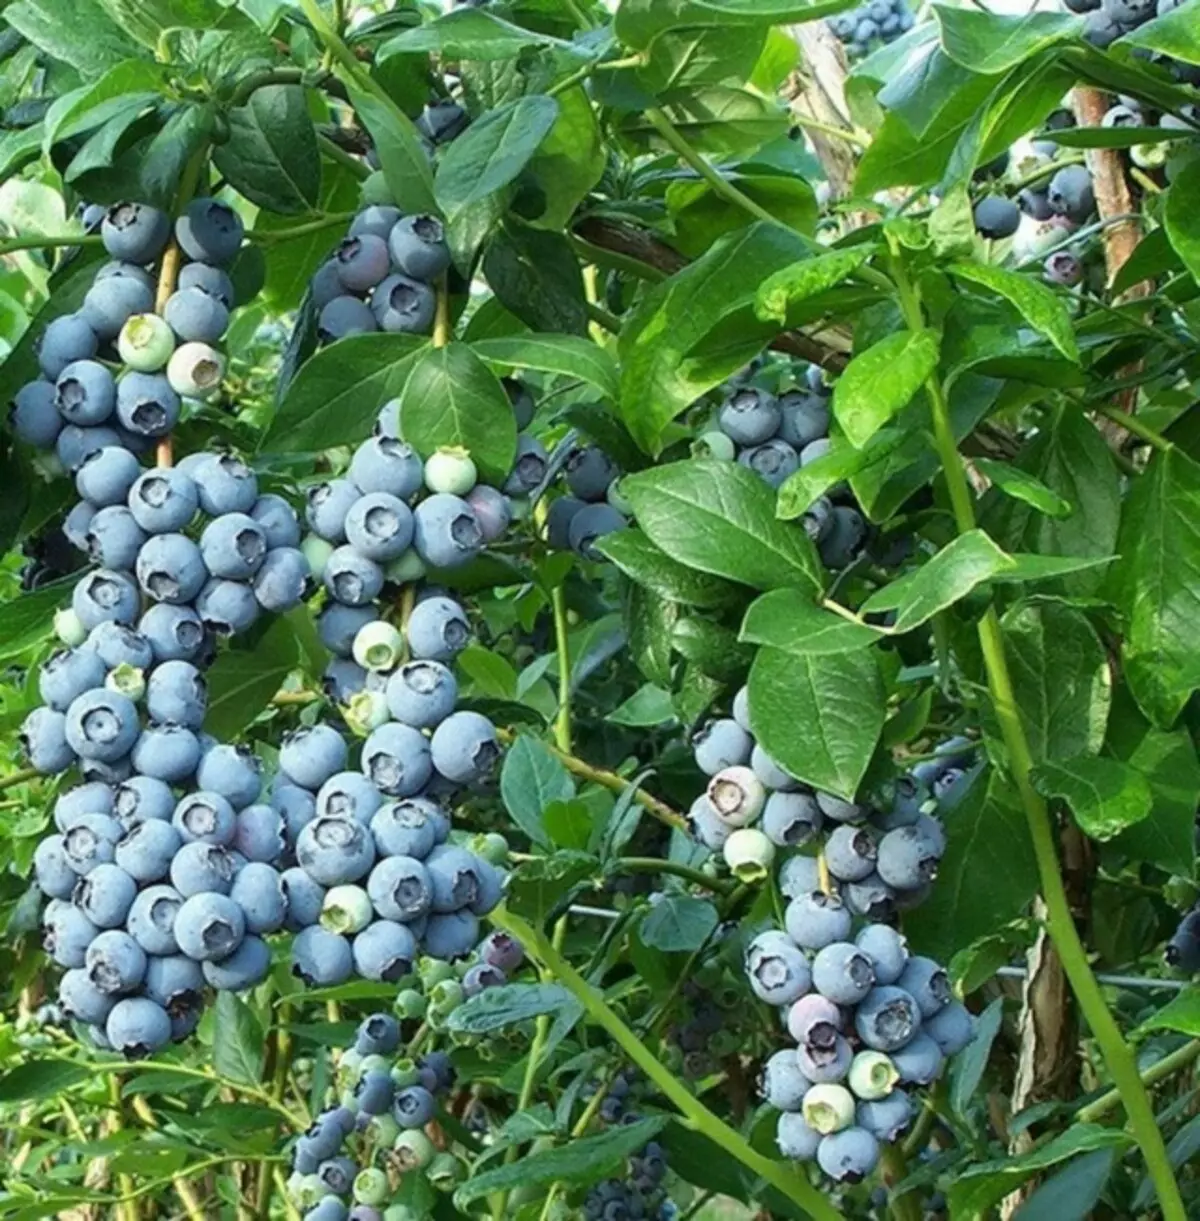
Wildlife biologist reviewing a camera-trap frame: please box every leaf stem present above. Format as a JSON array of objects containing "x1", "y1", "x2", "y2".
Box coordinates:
[
  {"x1": 317, "y1": 132, "x2": 371, "y2": 181},
  {"x1": 614, "y1": 856, "x2": 734, "y2": 896},
  {"x1": 1092, "y1": 400, "x2": 1172, "y2": 452},
  {"x1": 0, "y1": 766, "x2": 41, "y2": 792},
  {"x1": 0, "y1": 233, "x2": 102, "y2": 257},
  {"x1": 433, "y1": 276, "x2": 451, "y2": 350},
  {"x1": 887, "y1": 238, "x2": 1187, "y2": 1221},
  {"x1": 249, "y1": 211, "x2": 357, "y2": 246},
  {"x1": 1077, "y1": 1039, "x2": 1200, "y2": 1123},
  {"x1": 493, "y1": 908, "x2": 845, "y2": 1221},
  {"x1": 229, "y1": 67, "x2": 309, "y2": 108},
  {"x1": 496, "y1": 728, "x2": 687, "y2": 832},
  {"x1": 791, "y1": 114, "x2": 868, "y2": 148}
]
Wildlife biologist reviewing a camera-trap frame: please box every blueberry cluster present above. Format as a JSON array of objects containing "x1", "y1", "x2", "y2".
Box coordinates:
[
  {"x1": 1071, "y1": 0, "x2": 1200, "y2": 75},
  {"x1": 285, "y1": 1011, "x2": 462, "y2": 1221},
  {"x1": 828, "y1": 0, "x2": 915, "y2": 60},
  {"x1": 698, "y1": 361, "x2": 868, "y2": 570},
  {"x1": 310, "y1": 207, "x2": 448, "y2": 344},
  {"x1": 662, "y1": 957, "x2": 743, "y2": 1079},
  {"x1": 1166, "y1": 905, "x2": 1200, "y2": 972},
  {"x1": 391, "y1": 928, "x2": 525, "y2": 1030},
  {"x1": 10, "y1": 198, "x2": 243, "y2": 461},
  {"x1": 584, "y1": 1073, "x2": 674, "y2": 1221},
  {"x1": 544, "y1": 442, "x2": 630, "y2": 560},
  {"x1": 752, "y1": 920, "x2": 974, "y2": 1181}
]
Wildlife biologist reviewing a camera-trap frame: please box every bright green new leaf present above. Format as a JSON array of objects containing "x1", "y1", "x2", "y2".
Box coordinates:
[
  {"x1": 974, "y1": 457, "x2": 1073, "y2": 518},
  {"x1": 754, "y1": 247, "x2": 874, "y2": 322},
  {"x1": 949, "y1": 263, "x2": 1079, "y2": 362},
  {"x1": 833, "y1": 329, "x2": 940, "y2": 449},
  {"x1": 1164, "y1": 159, "x2": 1200, "y2": 286}
]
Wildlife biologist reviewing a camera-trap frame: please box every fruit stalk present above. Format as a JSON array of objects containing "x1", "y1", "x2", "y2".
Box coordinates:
[{"x1": 888, "y1": 240, "x2": 1187, "y2": 1221}]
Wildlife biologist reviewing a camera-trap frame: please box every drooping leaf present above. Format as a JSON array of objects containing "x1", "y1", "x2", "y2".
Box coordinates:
[
  {"x1": 1030, "y1": 755, "x2": 1153, "y2": 841},
  {"x1": 347, "y1": 85, "x2": 436, "y2": 216},
  {"x1": 1012, "y1": 1150, "x2": 1115, "y2": 1221},
  {"x1": 832, "y1": 328, "x2": 940, "y2": 448},
  {"x1": 935, "y1": 6, "x2": 1084, "y2": 75},
  {"x1": 949, "y1": 262, "x2": 1078, "y2": 362},
  {"x1": 482, "y1": 222, "x2": 588, "y2": 336},
  {"x1": 623, "y1": 459, "x2": 821, "y2": 593}
]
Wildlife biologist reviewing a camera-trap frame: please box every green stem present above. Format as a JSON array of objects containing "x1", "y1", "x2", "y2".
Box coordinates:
[
  {"x1": 888, "y1": 239, "x2": 1187, "y2": 1221},
  {"x1": 249, "y1": 211, "x2": 356, "y2": 246},
  {"x1": 567, "y1": 233, "x2": 666, "y2": 283},
  {"x1": 551, "y1": 590, "x2": 572, "y2": 756},
  {"x1": 791, "y1": 114, "x2": 868, "y2": 147},
  {"x1": 1077, "y1": 1039, "x2": 1200, "y2": 1124},
  {"x1": 0, "y1": 767, "x2": 41, "y2": 792},
  {"x1": 586, "y1": 300, "x2": 621, "y2": 334},
  {"x1": 880, "y1": 1144, "x2": 921, "y2": 1221},
  {"x1": 317, "y1": 133, "x2": 370, "y2": 181},
  {"x1": 0, "y1": 233, "x2": 102, "y2": 258},
  {"x1": 229, "y1": 67, "x2": 307, "y2": 108},
  {"x1": 1093, "y1": 400, "x2": 1173, "y2": 452},
  {"x1": 616, "y1": 856, "x2": 734, "y2": 896},
  {"x1": 494, "y1": 909, "x2": 845, "y2": 1221}
]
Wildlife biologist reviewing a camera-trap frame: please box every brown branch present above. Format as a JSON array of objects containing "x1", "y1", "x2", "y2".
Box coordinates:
[
  {"x1": 783, "y1": 23, "x2": 858, "y2": 201},
  {"x1": 572, "y1": 216, "x2": 851, "y2": 371}
]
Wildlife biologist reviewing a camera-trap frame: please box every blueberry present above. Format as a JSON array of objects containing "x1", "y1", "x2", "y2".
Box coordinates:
[
  {"x1": 416, "y1": 99, "x2": 469, "y2": 143},
  {"x1": 56, "y1": 359, "x2": 115, "y2": 426},
  {"x1": 776, "y1": 390, "x2": 830, "y2": 448},
  {"x1": 292, "y1": 925, "x2": 354, "y2": 985},
  {"x1": 75, "y1": 447, "x2": 140, "y2": 510},
  {"x1": 64, "y1": 689, "x2": 140, "y2": 762},
  {"x1": 233, "y1": 804, "x2": 286, "y2": 863},
  {"x1": 80, "y1": 271, "x2": 155, "y2": 341},
  {"x1": 385, "y1": 660, "x2": 457, "y2": 729},
  {"x1": 816, "y1": 1126, "x2": 879, "y2": 1183},
  {"x1": 247, "y1": 494, "x2": 301, "y2": 550},
  {"x1": 172, "y1": 791, "x2": 237, "y2": 847},
  {"x1": 130, "y1": 724, "x2": 202, "y2": 784},
  {"x1": 762, "y1": 792, "x2": 823, "y2": 848},
  {"x1": 1167, "y1": 908, "x2": 1200, "y2": 971},
  {"x1": 126, "y1": 470, "x2": 196, "y2": 536},
  {"x1": 745, "y1": 931, "x2": 811, "y2": 1006},
  {"x1": 169, "y1": 841, "x2": 237, "y2": 897},
  {"x1": 350, "y1": 436, "x2": 424, "y2": 498},
  {"x1": 39, "y1": 314, "x2": 98, "y2": 380},
  {"x1": 367, "y1": 855, "x2": 435, "y2": 924},
  {"x1": 195, "y1": 577, "x2": 260, "y2": 635},
  {"x1": 344, "y1": 491, "x2": 414, "y2": 561},
  {"x1": 117, "y1": 371, "x2": 183, "y2": 444},
  {"x1": 82, "y1": 506, "x2": 145, "y2": 570},
  {"x1": 178, "y1": 261, "x2": 235, "y2": 308},
  {"x1": 176, "y1": 198, "x2": 244, "y2": 265},
  {"x1": 174, "y1": 892, "x2": 246, "y2": 961},
  {"x1": 393, "y1": 1083, "x2": 437, "y2": 1129},
  {"x1": 202, "y1": 933, "x2": 272, "y2": 990},
  {"x1": 855, "y1": 1090, "x2": 913, "y2": 1142},
  {"x1": 855, "y1": 986, "x2": 922, "y2": 1053},
  {"x1": 280, "y1": 724, "x2": 348, "y2": 790},
  {"x1": 74, "y1": 862, "x2": 138, "y2": 927},
  {"x1": 479, "y1": 930, "x2": 523, "y2": 973},
  {"x1": 190, "y1": 453, "x2": 258, "y2": 516},
  {"x1": 136, "y1": 533, "x2": 207, "y2": 604},
  {"x1": 854, "y1": 924, "x2": 909, "y2": 985},
  {"x1": 143, "y1": 953, "x2": 205, "y2": 1012},
  {"x1": 567, "y1": 503, "x2": 625, "y2": 560},
  {"x1": 706, "y1": 765, "x2": 766, "y2": 827},
  {"x1": 370, "y1": 797, "x2": 440, "y2": 858},
  {"x1": 43, "y1": 901, "x2": 99, "y2": 967},
  {"x1": 786, "y1": 890, "x2": 853, "y2": 951},
  {"x1": 323, "y1": 545, "x2": 384, "y2": 606},
  {"x1": 361, "y1": 722, "x2": 434, "y2": 796},
  {"x1": 163, "y1": 286, "x2": 229, "y2": 343},
  {"x1": 387, "y1": 214, "x2": 451, "y2": 280},
  {"x1": 354, "y1": 1068, "x2": 395, "y2": 1116},
  {"x1": 819, "y1": 505, "x2": 867, "y2": 569},
  {"x1": 692, "y1": 718, "x2": 753, "y2": 775},
  {"x1": 429, "y1": 711, "x2": 498, "y2": 787},
  {"x1": 335, "y1": 233, "x2": 391, "y2": 292},
  {"x1": 896, "y1": 956, "x2": 951, "y2": 1018},
  {"x1": 126, "y1": 884, "x2": 183, "y2": 954},
  {"x1": 824, "y1": 826, "x2": 877, "y2": 883},
  {"x1": 349, "y1": 205, "x2": 404, "y2": 241},
  {"x1": 311, "y1": 773, "x2": 377, "y2": 827},
  {"x1": 85, "y1": 928, "x2": 147, "y2": 993},
  {"x1": 718, "y1": 388, "x2": 780, "y2": 445},
  {"x1": 62, "y1": 813, "x2": 123, "y2": 874},
  {"x1": 797, "y1": 1031, "x2": 853, "y2": 1084},
  {"x1": 686, "y1": 794, "x2": 731, "y2": 850},
  {"x1": 39, "y1": 647, "x2": 107, "y2": 712},
  {"x1": 922, "y1": 1000, "x2": 974, "y2": 1056},
  {"x1": 811, "y1": 941, "x2": 876, "y2": 1005},
  {"x1": 252, "y1": 546, "x2": 311, "y2": 612},
  {"x1": 10, "y1": 379, "x2": 63, "y2": 447},
  {"x1": 115, "y1": 819, "x2": 182, "y2": 882},
  {"x1": 369, "y1": 274, "x2": 435, "y2": 333},
  {"x1": 60, "y1": 967, "x2": 116, "y2": 1025},
  {"x1": 273, "y1": 783, "x2": 317, "y2": 844},
  {"x1": 196, "y1": 744, "x2": 262, "y2": 808},
  {"x1": 319, "y1": 295, "x2": 377, "y2": 341},
  {"x1": 423, "y1": 843, "x2": 497, "y2": 915},
  {"x1": 564, "y1": 445, "x2": 619, "y2": 502},
  {"x1": 876, "y1": 825, "x2": 941, "y2": 890},
  {"x1": 412, "y1": 493, "x2": 482, "y2": 569},
  {"x1": 890, "y1": 1031, "x2": 943, "y2": 1084},
  {"x1": 972, "y1": 195, "x2": 1020, "y2": 239},
  {"x1": 146, "y1": 660, "x2": 206, "y2": 729},
  {"x1": 353, "y1": 919, "x2": 418, "y2": 981},
  {"x1": 1043, "y1": 250, "x2": 1083, "y2": 287},
  {"x1": 55, "y1": 781, "x2": 116, "y2": 830},
  {"x1": 35, "y1": 834, "x2": 79, "y2": 899},
  {"x1": 776, "y1": 1111, "x2": 822, "y2": 1160},
  {"x1": 1047, "y1": 164, "x2": 1095, "y2": 223},
  {"x1": 282, "y1": 867, "x2": 327, "y2": 931},
  {"x1": 101, "y1": 202, "x2": 171, "y2": 263},
  {"x1": 297, "y1": 816, "x2": 376, "y2": 886},
  {"x1": 463, "y1": 484, "x2": 511, "y2": 543},
  {"x1": 406, "y1": 595, "x2": 469, "y2": 661},
  {"x1": 56, "y1": 424, "x2": 123, "y2": 474}
]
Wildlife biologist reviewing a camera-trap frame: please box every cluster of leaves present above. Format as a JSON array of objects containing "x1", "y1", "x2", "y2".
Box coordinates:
[{"x1": 1, "y1": 0, "x2": 1200, "y2": 1219}]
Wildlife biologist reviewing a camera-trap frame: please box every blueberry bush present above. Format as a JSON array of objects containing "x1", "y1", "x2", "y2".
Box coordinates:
[{"x1": 1, "y1": 1, "x2": 1199, "y2": 1218}]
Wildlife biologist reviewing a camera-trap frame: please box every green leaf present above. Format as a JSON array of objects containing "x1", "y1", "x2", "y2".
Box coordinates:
[
  {"x1": 379, "y1": 8, "x2": 570, "y2": 61},
  {"x1": 748, "y1": 646, "x2": 884, "y2": 800},
  {"x1": 43, "y1": 60, "x2": 166, "y2": 153},
  {"x1": 935, "y1": 6, "x2": 1084, "y2": 74},
  {"x1": 447, "y1": 982, "x2": 579, "y2": 1035},
  {"x1": 618, "y1": 222, "x2": 808, "y2": 453},
  {"x1": 597, "y1": 530, "x2": 739, "y2": 609},
  {"x1": 347, "y1": 85, "x2": 435, "y2": 216},
  {"x1": 776, "y1": 428, "x2": 909, "y2": 519},
  {"x1": 455, "y1": 1116, "x2": 666, "y2": 1206},
  {"x1": 670, "y1": 617, "x2": 753, "y2": 681},
  {"x1": 860, "y1": 529, "x2": 1016, "y2": 632},
  {"x1": 740, "y1": 588, "x2": 883, "y2": 654},
  {"x1": 623, "y1": 459, "x2": 820, "y2": 593},
  {"x1": 1121, "y1": 0, "x2": 1200, "y2": 65},
  {"x1": 524, "y1": 86, "x2": 606, "y2": 233},
  {"x1": 905, "y1": 775, "x2": 1039, "y2": 963},
  {"x1": 0, "y1": 1059, "x2": 90, "y2": 1103},
  {"x1": 982, "y1": 407, "x2": 1120, "y2": 598},
  {"x1": 754, "y1": 247, "x2": 875, "y2": 323},
  {"x1": 949, "y1": 262, "x2": 1079, "y2": 362},
  {"x1": 483, "y1": 222, "x2": 588, "y2": 336},
  {"x1": 999, "y1": 601, "x2": 1110, "y2": 764},
  {"x1": 832, "y1": 329, "x2": 940, "y2": 448},
  {"x1": 949, "y1": 997, "x2": 1003, "y2": 1115},
  {"x1": 0, "y1": 577, "x2": 74, "y2": 661},
  {"x1": 505, "y1": 851, "x2": 597, "y2": 924},
  {"x1": 472, "y1": 334, "x2": 618, "y2": 402},
  {"x1": 1164, "y1": 158, "x2": 1200, "y2": 286},
  {"x1": 1013, "y1": 1150, "x2": 1115, "y2": 1221},
  {"x1": 1139, "y1": 986, "x2": 1200, "y2": 1037},
  {"x1": 620, "y1": 88, "x2": 787, "y2": 157},
  {"x1": 993, "y1": 554, "x2": 1115, "y2": 584},
  {"x1": 615, "y1": 0, "x2": 855, "y2": 50},
  {"x1": 212, "y1": 84, "x2": 320, "y2": 215},
  {"x1": 974, "y1": 457, "x2": 1072, "y2": 519},
  {"x1": 212, "y1": 991, "x2": 264, "y2": 1086},
  {"x1": 205, "y1": 617, "x2": 300, "y2": 740},
  {"x1": 543, "y1": 798, "x2": 596, "y2": 848},
  {"x1": 138, "y1": 104, "x2": 213, "y2": 209},
  {"x1": 608, "y1": 684, "x2": 676, "y2": 728},
  {"x1": 640, "y1": 896, "x2": 719, "y2": 952},
  {"x1": 500, "y1": 736, "x2": 574, "y2": 849},
  {"x1": 1114, "y1": 726, "x2": 1199, "y2": 876},
  {"x1": 263, "y1": 334, "x2": 426, "y2": 453},
  {"x1": 5, "y1": 0, "x2": 146, "y2": 78},
  {"x1": 1109, "y1": 447, "x2": 1200, "y2": 727},
  {"x1": 435, "y1": 95, "x2": 558, "y2": 220},
  {"x1": 1030, "y1": 756, "x2": 1153, "y2": 841},
  {"x1": 398, "y1": 342, "x2": 517, "y2": 485},
  {"x1": 949, "y1": 1125, "x2": 1132, "y2": 1218},
  {"x1": 96, "y1": 0, "x2": 230, "y2": 47},
  {"x1": 666, "y1": 173, "x2": 817, "y2": 257}
]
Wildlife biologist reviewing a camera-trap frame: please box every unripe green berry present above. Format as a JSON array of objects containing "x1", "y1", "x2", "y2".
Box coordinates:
[
  {"x1": 352, "y1": 620, "x2": 404, "y2": 671},
  {"x1": 301, "y1": 534, "x2": 334, "y2": 578},
  {"x1": 105, "y1": 662, "x2": 145, "y2": 701},
  {"x1": 390, "y1": 1057, "x2": 421, "y2": 1088},
  {"x1": 1132, "y1": 142, "x2": 1167, "y2": 171},
  {"x1": 393, "y1": 1128, "x2": 435, "y2": 1171},
  {"x1": 343, "y1": 689, "x2": 389, "y2": 736},
  {"x1": 166, "y1": 341, "x2": 225, "y2": 398},
  {"x1": 427, "y1": 1152, "x2": 465, "y2": 1192},
  {"x1": 385, "y1": 549, "x2": 426, "y2": 583},
  {"x1": 55, "y1": 608, "x2": 88, "y2": 647},
  {"x1": 367, "y1": 1112, "x2": 400, "y2": 1146},
  {"x1": 118, "y1": 313, "x2": 176, "y2": 372},
  {"x1": 338, "y1": 1047, "x2": 364, "y2": 1079},
  {"x1": 394, "y1": 989, "x2": 427, "y2": 1020},
  {"x1": 722, "y1": 826, "x2": 775, "y2": 883},
  {"x1": 802, "y1": 1083, "x2": 855, "y2": 1134},
  {"x1": 383, "y1": 1206, "x2": 422, "y2": 1221},
  {"x1": 428, "y1": 978, "x2": 464, "y2": 1014},
  {"x1": 288, "y1": 1172, "x2": 331, "y2": 1208},
  {"x1": 694, "y1": 430, "x2": 736, "y2": 461},
  {"x1": 321, "y1": 884, "x2": 374, "y2": 934},
  {"x1": 470, "y1": 831, "x2": 509, "y2": 866},
  {"x1": 418, "y1": 956, "x2": 455, "y2": 987},
  {"x1": 360, "y1": 171, "x2": 394, "y2": 208},
  {"x1": 424, "y1": 446, "x2": 477, "y2": 496},
  {"x1": 354, "y1": 1167, "x2": 390, "y2": 1206},
  {"x1": 848, "y1": 1050, "x2": 899, "y2": 1101}
]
